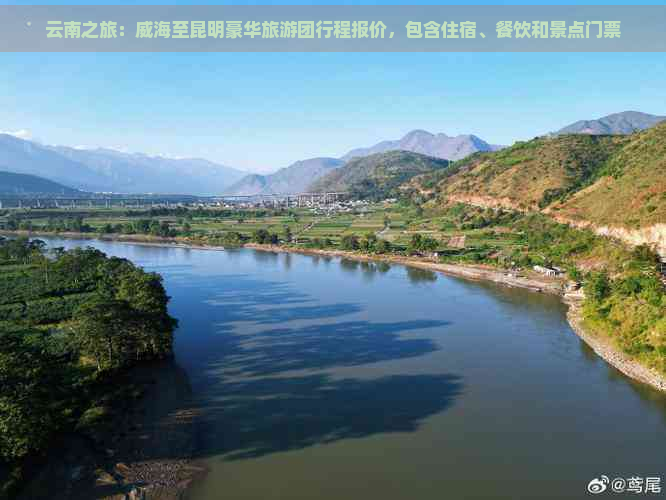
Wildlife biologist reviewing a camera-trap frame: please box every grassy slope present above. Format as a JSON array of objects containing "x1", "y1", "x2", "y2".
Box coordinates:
[
  {"x1": 415, "y1": 124, "x2": 666, "y2": 230},
  {"x1": 419, "y1": 134, "x2": 626, "y2": 211},
  {"x1": 551, "y1": 122, "x2": 666, "y2": 227}
]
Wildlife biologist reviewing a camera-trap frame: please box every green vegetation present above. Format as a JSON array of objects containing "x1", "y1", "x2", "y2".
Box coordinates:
[
  {"x1": 408, "y1": 123, "x2": 666, "y2": 229},
  {"x1": 310, "y1": 151, "x2": 450, "y2": 201},
  {"x1": 410, "y1": 134, "x2": 627, "y2": 209},
  {"x1": 1, "y1": 137, "x2": 664, "y2": 384},
  {"x1": 0, "y1": 207, "x2": 318, "y2": 247},
  {"x1": 583, "y1": 246, "x2": 666, "y2": 372},
  {"x1": 555, "y1": 122, "x2": 666, "y2": 227},
  {"x1": 0, "y1": 237, "x2": 176, "y2": 496}
]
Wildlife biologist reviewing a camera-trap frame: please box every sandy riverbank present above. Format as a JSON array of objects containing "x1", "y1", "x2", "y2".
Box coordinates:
[{"x1": 245, "y1": 243, "x2": 566, "y2": 295}]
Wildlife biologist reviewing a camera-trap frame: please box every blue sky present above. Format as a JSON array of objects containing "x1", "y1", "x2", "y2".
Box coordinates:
[{"x1": 1, "y1": 1, "x2": 664, "y2": 172}]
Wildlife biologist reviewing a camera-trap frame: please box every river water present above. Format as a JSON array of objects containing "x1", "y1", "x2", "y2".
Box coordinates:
[{"x1": 44, "y1": 239, "x2": 666, "y2": 499}]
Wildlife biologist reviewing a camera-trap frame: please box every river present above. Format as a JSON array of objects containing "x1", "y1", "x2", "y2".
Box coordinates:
[{"x1": 44, "y1": 238, "x2": 666, "y2": 499}]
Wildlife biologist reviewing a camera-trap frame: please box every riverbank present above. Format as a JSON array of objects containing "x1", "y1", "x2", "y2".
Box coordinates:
[
  {"x1": 247, "y1": 243, "x2": 666, "y2": 394},
  {"x1": 245, "y1": 243, "x2": 566, "y2": 295},
  {"x1": 5, "y1": 230, "x2": 665, "y2": 393},
  {"x1": 564, "y1": 297, "x2": 666, "y2": 392},
  {"x1": 13, "y1": 361, "x2": 204, "y2": 500}
]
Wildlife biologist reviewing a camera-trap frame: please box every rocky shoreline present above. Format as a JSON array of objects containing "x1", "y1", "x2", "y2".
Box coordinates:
[
  {"x1": 15, "y1": 361, "x2": 205, "y2": 500},
  {"x1": 564, "y1": 296, "x2": 666, "y2": 393}
]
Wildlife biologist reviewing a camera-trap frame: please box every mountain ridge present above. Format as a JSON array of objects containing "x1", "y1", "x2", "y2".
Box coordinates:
[
  {"x1": 225, "y1": 157, "x2": 344, "y2": 195},
  {"x1": 311, "y1": 150, "x2": 450, "y2": 200},
  {"x1": 0, "y1": 170, "x2": 81, "y2": 196},
  {"x1": 0, "y1": 133, "x2": 246, "y2": 195},
  {"x1": 555, "y1": 111, "x2": 665, "y2": 136},
  {"x1": 341, "y1": 129, "x2": 503, "y2": 162}
]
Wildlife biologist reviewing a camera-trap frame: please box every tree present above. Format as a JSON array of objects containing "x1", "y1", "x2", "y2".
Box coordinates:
[
  {"x1": 72, "y1": 298, "x2": 136, "y2": 371},
  {"x1": 252, "y1": 229, "x2": 271, "y2": 244},
  {"x1": 420, "y1": 236, "x2": 438, "y2": 253},
  {"x1": 375, "y1": 238, "x2": 392, "y2": 254},
  {"x1": 340, "y1": 234, "x2": 359, "y2": 251},
  {"x1": 407, "y1": 234, "x2": 423, "y2": 255},
  {"x1": 282, "y1": 225, "x2": 293, "y2": 243},
  {"x1": 585, "y1": 271, "x2": 611, "y2": 303},
  {"x1": 359, "y1": 233, "x2": 377, "y2": 253},
  {"x1": 407, "y1": 233, "x2": 438, "y2": 254},
  {"x1": 0, "y1": 329, "x2": 66, "y2": 461}
]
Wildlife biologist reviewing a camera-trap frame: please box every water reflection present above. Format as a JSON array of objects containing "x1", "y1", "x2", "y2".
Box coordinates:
[
  {"x1": 339, "y1": 258, "x2": 359, "y2": 274},
  {"x1": 405, "y1": 266, "x2": 437, "y2": 284},
  {"x1": 39, "y1": 238, "x2": 666, "y2": 500}
]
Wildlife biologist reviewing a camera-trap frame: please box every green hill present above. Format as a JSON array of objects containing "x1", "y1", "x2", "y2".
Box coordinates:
[
  {"x1": 407, "y1": 124, "x2": 666, "y2": 255},
  {"x1": 310, "y1": 151, "x2": 450, "y2": 201},
  {"x1": 551, "y1": 122, "x2": 666, "y2": 228},
  {"x1": 412, "y1": 134, "x2": 627, "y2": 211},
  {"x1": 0, "y1": 170, "x2": 81, "y2": 195}
]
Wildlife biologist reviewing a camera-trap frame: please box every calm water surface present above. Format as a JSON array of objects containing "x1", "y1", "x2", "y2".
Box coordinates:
[{"x1": 45, "y1": 239, "x2": 666, "y2": 499}]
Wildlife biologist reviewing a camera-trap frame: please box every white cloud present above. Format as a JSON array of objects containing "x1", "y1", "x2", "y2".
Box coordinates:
[{"x1": 0, "y1": 129, "x2": 32, "y2": 140}]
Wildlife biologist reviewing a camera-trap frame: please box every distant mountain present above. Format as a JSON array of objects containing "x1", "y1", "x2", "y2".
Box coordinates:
[
  {"x1": 0, "y1": 170, "x2": 81, "y2": 196},
  {"x1": 555, "y1": 111, "x2": 665, "y2": 136},
  {"x1": 0, "y1": 133, "x2": 110, "y2": 190},
  {"x1": 225, "y1": 174, "x2": 269, "y2": 196},
  {"x1": 310, "y1": 151, "x2": 450, "y2": 200},
  {"x1": 225, "y1": 157, "x2": 344, "y2": 195},
  {"x1": 341, "y1": 130, "x2": 503, "y2": 162},
  {"x1": 0, "y1": 133, "x2": 246, "y2": 195},
  {"x1": 47, "y1": 145, "x2": 246, "y2": 195}
]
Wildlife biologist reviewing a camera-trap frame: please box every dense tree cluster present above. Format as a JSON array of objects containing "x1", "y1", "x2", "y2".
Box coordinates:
[
  {"x1": 339, "y1": 233, "x2": 392, "y2": 254},
  {"x1": 406, "y1": 234, "x2": 438, "y2": 255},
  {"x1": 252, "y1": 229, "x2": 279, "y2": 245},
  {"x1": 0, "y1": 237, "x2": 177, "y2": 466}
]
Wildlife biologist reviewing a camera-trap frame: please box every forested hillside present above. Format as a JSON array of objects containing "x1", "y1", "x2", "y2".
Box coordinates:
[{"x1": 310, "y1": 151, "x2": 450, "y2": 200}]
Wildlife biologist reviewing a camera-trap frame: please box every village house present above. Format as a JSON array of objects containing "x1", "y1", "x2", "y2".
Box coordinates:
[{"x1": 532, "y1": 265, "x2": 564, "y2": 277}]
